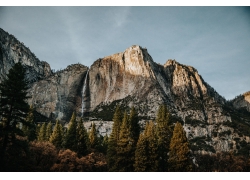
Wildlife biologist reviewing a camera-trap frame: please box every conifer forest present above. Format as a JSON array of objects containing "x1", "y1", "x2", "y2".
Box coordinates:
[{"x1": 0, "y1": 63, "x2": 250, "y2": 172}]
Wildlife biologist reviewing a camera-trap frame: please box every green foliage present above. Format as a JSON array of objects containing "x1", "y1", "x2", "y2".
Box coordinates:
[
  {"x1": 134, "y1": 129, "x2": 148, "y2": 172},
  {"x1": 76, "y1": 118, "x2": 90, "y2": 157},
  {"x1": 63, "y1": 112, "x2": 77, "y2": 151},
  {"x1": 134, "y1": 121, "x2": 158, "y2": 172},
  {"x1": 107, "y1": 105, "x2": 123, "y2": 171},
  {"x1": 146, "y1": 121, "x2": 159, "y2": 171},
  {"x1": 156, "y1": 104, "x2": 172, "y2": 171},
  {"x1": 22, "y1": 106, "x2": 36, "y2": 141},
  {"x1": 89, "y1": 122, "x2": 99, "y2": 149},
  {"x1": 0, "y1": 62, "x2": 30, "y2": 168},
  {"x1": 49, "y1": 120, "x2": 63, "y2": 148},
  {"x1": 128, "y1": 107, "x2": 140, "y2": 145},
  {"x1": 168, "y1": 122, "x2": 192, "y2": 172},
  {"x1": 116, "y1": 112, "x2": 134, "y2": 172},
  {"x1": 38, "y1": 123, "x2": 47, "y2": 141},
  {"x1": 46, "y1": 122, "x2": 53, "y2": 141}
]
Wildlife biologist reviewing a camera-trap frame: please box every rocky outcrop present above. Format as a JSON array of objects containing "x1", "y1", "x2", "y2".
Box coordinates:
[
  {"x1": 1, "y1": 27, "x2": 249, "y2": 154},
  {"x1": 231, "y1": 91, "x2": 250, "y2": 112},
  {"x1": 27, "y1": 64, "x2": 88, "y2": 122},
  {"x1": 0, "y1": 28, "x2": 52, "y2": 84}
]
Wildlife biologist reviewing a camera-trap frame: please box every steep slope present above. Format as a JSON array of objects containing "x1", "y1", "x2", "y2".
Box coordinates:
[
  {"x1": 27, "y1": 64, "x2": 88, "y2": 122},
  {"x1": 0, "y1": 27, "x2": 249, "y2": 155},
  {"x1": 0, "y1": 28, "x2": 52, "y2": 83},
  {"x1": 231, "y1": 91, "x2": 250, "y2": 112},
  {"x1": 87, "y1": 45, "x2": 249, "y2": 153}
]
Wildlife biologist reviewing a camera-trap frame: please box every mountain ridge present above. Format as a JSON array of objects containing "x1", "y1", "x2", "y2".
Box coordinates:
[{"x1": 1, "y1": 28, "x2": 250, "y2": 155}]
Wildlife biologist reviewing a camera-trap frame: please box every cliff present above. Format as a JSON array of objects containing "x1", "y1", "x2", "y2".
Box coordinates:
[{"x1": 1, "y1": 28, "x2": 250, "y2": 155}]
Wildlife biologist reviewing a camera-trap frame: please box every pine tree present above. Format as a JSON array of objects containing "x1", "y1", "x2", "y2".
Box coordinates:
[
  {"x1": 63, "y1": 112, "x2": 77, "y2": 151},
  {"x1": 0, "y1": 62, "x2": 30, "y2": 168},
  {"x1": 101, "y1": 134, "x2": 109, "y2": 154},
  {"x1": 129, "y1": 107, "x2": 140, "y2": 145},
  {"x1": 22, "y1": 106, "x2": 36, "y2": 141},
  {"x1": 107, "y1": 105, "x2": 123, "y2": 171},
  {"x1": 89, "y1": 122, "x2": 99, "y2": 149},
  {"x1": 36, "y1": 123, "x2": 41, "y2": 139},
  {"x1": 116, "y1": 112, "x2": 134, "y2": 172},
  {"x1": 168, "y1": 122, "x2": 192, "y2": 172},
  {"x1": 38, "y1": 123, "x2": 47, "y2": 141},
  {"x1": 46, "y1": 121, "x2": 53, "y2": 141},
  {"x1": 134, "y1": 125, "x2": 148, "y2": 172},
  {"x1": 49, "y1": 120, "x2": 63, "y2": 148},
  {"x1": 146, "y1": 121, "x2": 159, "y2": 171},
  {"x1": 76, "y1": 118, "x2": 90, "y2": 157},
  {"x1": 156, "y1": 104, "x2": 172, "y2": 171}
]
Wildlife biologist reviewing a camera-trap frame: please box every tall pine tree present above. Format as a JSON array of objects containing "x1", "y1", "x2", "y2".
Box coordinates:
[
  {"x1": 128, "y1": 107, "x2": 140, "y2": 145},
  {"x1": 49, "y1": 120, "x2": 63, "y2": 148},
  {"x1": 38, "y1": 123, "x2": 47, "y2": 141},
  {"x1": 76, "y1": 118, "x2": 90, "y2": 157},
  {"x1": 107, "y1": 105, "x2": 123, "y2": 171},
  {"x1": 46, "y1": 121, "x2": 53, "y2": 141},
  {"x1": 22, "y1": 105, "x2": 36, "y2": 141},
  {"x1": 168, "y1": 122, "x2": 192, "y2": 172},
  {"x1": 63, "y1": 112, "x2": 77, "y2": 151},
  {"x1": 156, "y1": 104, "x2": 172, "y2": 171},
  {"x1": 89, "y1": 122, "x2": 99, "y2": 149},
  {"x1": 146, "y1": 121, "x2": 159, "y2": 171},
  {"x1": 0, "y1": 62, "x2": 30, "y2": 169},
  {"x1": 134, "y1": 123, "x2": 148, "y2": 172},
  {"x1": 116, "y1": 112, "x2": 134, "y2": 172}
]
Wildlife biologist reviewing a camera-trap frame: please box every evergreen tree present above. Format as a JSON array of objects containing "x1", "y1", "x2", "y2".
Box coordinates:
[
  {"x1": 101, "y1": 134, "x2": 109, "y2": 154},
  {"x1": 146, "y1": 121, "x2": 159, "y2": 171},
  {"x1": 38, "y1": 123, "x2": 47, "y2": 141},
  {"x1": 129, "y1": 107, "x2": 140, "y2": 144},
  {"x1": 49, "y1": 120, "x2": 63, "y2": 148},
  {"x1": 89, "y1": 122, "x2": 98, "y2": 149},
  {"x1": 107, "y1": 105, "x2": 123, "y2": 171},
  {"x1": 0, "y1": 62, "x2": 30, "y2": 168},
  {"x1": 168, "y1": 122, "x2": 192, "y2": 172},
  {"x1": 63, "y1": 112, "x2": 77, "y2": 151},
  {"x1": 134, "y1": 124, "x2": 148, "y2": 172},
  {"x1": 36, "y1": 123, "x2": 41, "y2": 139},
  {"x1": 156, "y1": 104, "x2": 172, "y2": 171},
  {"x1": 46, "y1": 121, "x2": 53, "y2": 141},
  {"x1": 76, "y1": 118, "x2": 90, "y2": 157},
  {"x1": 116, "y1": 112, "x2": 134, "y2": 172},
  {"x1": 22, "y1": 106, "x2": 36, "y2": 141}
]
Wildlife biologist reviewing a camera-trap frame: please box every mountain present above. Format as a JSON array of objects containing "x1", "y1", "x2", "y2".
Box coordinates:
[
  {"x1": 231, "y1": 91, "x2": 250, "y2": 112},
  {"x1": 0, "y1": 28, "x2": 52, "y2": 83},
  {"x1": 0, "y1": 28, "x2": 250, "y2": 155}
]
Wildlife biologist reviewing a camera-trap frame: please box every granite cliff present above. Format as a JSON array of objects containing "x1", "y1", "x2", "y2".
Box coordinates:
[
  {"x1": 0, "y1": 28, "x2": 52, "y2": 83},
  {"x1": 1, "y1": 28, "x2": 250, "y2": 155}
]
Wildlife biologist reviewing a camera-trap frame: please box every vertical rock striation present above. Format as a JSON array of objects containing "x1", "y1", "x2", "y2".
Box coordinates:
[{"x1": 0, "y1": 28, "x2": 52, "y2": 83}]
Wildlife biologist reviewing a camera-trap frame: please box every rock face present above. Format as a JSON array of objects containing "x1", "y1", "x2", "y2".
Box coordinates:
[
  {"x1": 231, "y1": 91, "x2": 250, "y2": 112},
  {"x1": 0, "y1": 28, "x2": 52, "y2": 83},
  {"x1": 1, "y1": 28, "x2": 249, "y2": 154},
  {"x1": 27, "y1": 64, "x2": 88, "y2": 122}
]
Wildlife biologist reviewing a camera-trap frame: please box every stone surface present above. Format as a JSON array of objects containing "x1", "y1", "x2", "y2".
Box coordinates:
[
  {"x1": 1, "y1": 28, "x2": 250, "y2": 154},
  {"x1": 231, "y1": 91, "x2": 250, "y2": 112},
  {"x1": 0, "y1": 28, "x2": 52, "y2": 84},
  {"x1": 27, "y1": 64, "x2": 88, "y2": 122}
]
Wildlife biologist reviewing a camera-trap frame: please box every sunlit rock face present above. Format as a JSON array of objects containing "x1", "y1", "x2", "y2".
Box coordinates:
[
  {"x1": 1, "y1": 26, "x2": 249, "y2": 154},
  {"x1": 231, "y1": 91, "x2": 250, "y2": 112},
  {"x1": 0, "y1": 28, "x2": 52, "y2": 83}
]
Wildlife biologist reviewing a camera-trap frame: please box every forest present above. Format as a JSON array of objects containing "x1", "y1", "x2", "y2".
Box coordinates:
[{"x1": 0, "y1": 63, "x2": 250, "y2": 172}]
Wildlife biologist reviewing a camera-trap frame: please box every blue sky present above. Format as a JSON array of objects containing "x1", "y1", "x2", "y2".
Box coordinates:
[{"x1": 0, "y1": 6, "x2": 249, "y2": 100}]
